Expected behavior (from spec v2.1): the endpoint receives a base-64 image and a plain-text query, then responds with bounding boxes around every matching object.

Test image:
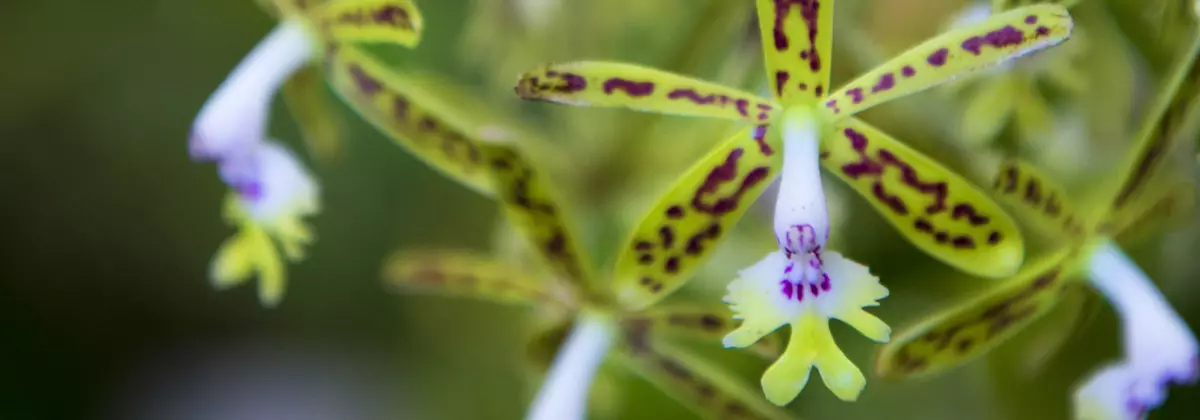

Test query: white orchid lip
[236,140,320,224]
[190,20,314,162]
[1076,240,1199,419]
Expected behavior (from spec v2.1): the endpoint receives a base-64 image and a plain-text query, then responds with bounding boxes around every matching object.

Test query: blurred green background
[2,0,1199,419]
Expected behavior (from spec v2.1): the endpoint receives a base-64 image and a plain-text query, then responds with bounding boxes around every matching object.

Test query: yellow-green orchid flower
[947,0,1088,149]
[381,123,792,419]
[515,1,1075,404]
[878,20,1200,418]
[192,0,500,306]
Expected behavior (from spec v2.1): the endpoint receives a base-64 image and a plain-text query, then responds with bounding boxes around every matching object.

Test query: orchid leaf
[515,62,777,124]
[612,126,781,311]
[283,65,344,163]
[822,118,1025,278]
[382,250,557,306]
[823,4,1073,119]
[477,137,596,293]
[1104,33,1200,219]
[754,0,834,106]
[326,45,493,195]
[614,328,794,420]
[311,0,423,48]
[876,248,1078,379]
[992,159,1087,239]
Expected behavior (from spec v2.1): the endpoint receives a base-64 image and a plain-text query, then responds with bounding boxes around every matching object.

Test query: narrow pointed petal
[210,229,259,289]
[876,248,1076,378]
[383,250,555,305]
[822,118,1025,278]
[612,126,781,311]
[614,334,795,420]
[311,0,423,47]
[754,0,834,106]
[283,65,344,163]
[515,62,777,123]
[209,197,292,308]
[823,4,1073,119]
[961,77,1016,146]
[812,327,867,402]
[478,138,595,292]
[624,306,783,360]
[992,159,1086,238]
[1103,33,1200,217]
[326,45,493,195]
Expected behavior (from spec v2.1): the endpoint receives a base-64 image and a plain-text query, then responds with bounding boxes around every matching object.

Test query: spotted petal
[755,0,834,106]
[992,159,1086,239]
[515,62,777,124]
[614,332,794,420]
[283,65,344,163]
[623,306,783,360]
[477,136,596,293]
[383,250,557,305]
[823,4,1073,119]
[822,118,1025,278]
[612,126,781,311]
[876,247,1077,379]
[310,0,423,47]
[1103,34,1200,219]
[326,45,492,194]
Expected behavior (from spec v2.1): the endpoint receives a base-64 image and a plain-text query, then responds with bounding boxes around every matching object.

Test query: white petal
[1082,241,1199,418]
[237,140,320,224]
[1074,364,1141,420]
[190,21,314,161]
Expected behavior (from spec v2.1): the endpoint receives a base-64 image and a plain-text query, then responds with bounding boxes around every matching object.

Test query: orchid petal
[615,332,794,420]
[478,137,596,293]
[311,0,423,47]
[515,62,777,124]
[754,0,834,106]
[992,159,1087,238]
[383,250,556,305]
[326,45,493,194]
[823,5,1073,119]
[612,126,781,311]
[876,247,1077,378]
[822,118,1025,278]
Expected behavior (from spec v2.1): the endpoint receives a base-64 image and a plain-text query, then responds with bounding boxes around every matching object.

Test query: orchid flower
[878,21,1200,418]
[192,0,501,306]
[382,122,793,420]
[515,1,1075,405]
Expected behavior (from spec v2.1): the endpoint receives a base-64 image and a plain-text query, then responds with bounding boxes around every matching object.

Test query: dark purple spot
[914,218,934,232]
[372,5,413,28]
[667,89,720,104]
[665,257,680,273]
[659,226,676,248]
[771,0,824,72]
[798,82,809,91]
[635,241,653,251]
[603,78,655,96]
[927,48,949,66]
[951,236,975,249]
[809,283,820,297]
[638,254,653,265]
[951,204,989,225]
[1036,26,1049,36]
[775,71,790,97]
[871,73,895,93]
[348,65,382,95]
[987,231,1001,245]
[735,99,750,117]
[1025,180,1043,204]
[847,87,864,104]
[666,205,684,219]
[962,26,1025,55]
[753,124,774,156]
[814,85,824,97]
[640,277,653,285]
[902,66,916,77]
[651,283,664,292]
[935,232,949,243]
[691,148,770,215]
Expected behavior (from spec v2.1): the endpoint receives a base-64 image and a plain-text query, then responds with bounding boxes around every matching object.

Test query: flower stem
[525,312,615,420]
